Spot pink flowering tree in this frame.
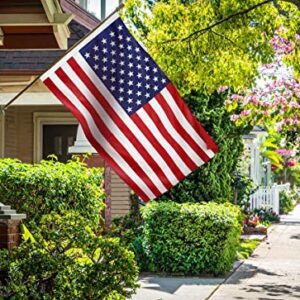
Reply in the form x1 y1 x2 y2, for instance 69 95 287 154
223 31 300 184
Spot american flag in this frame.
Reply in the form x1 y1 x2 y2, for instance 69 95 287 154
41 13 218 202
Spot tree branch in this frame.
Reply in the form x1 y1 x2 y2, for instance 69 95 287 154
162 0 274 44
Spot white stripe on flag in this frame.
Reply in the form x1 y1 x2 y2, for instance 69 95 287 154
50 72 156 200
62 63 168 194
161 88 215 158
150 98 205 166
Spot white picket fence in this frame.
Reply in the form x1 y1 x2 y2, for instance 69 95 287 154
249 183 290 215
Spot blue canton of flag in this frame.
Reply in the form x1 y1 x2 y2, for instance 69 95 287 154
80 18 169 116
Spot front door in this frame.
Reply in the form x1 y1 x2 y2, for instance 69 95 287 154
42 124 78 162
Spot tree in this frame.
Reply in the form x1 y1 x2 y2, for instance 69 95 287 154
125 0 300 94
123 0 300 202
225 32 300 185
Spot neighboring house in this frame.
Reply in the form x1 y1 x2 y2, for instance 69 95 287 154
0 0 130 219
244 129 290 214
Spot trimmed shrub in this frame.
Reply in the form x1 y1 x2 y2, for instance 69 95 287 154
0 158 104 229
0 212 139 299
0 159 139 299
142 201 242 275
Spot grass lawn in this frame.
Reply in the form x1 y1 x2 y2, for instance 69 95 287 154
237 239 260 260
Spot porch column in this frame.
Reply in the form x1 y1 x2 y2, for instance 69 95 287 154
69 125 112 227
0 203 26 250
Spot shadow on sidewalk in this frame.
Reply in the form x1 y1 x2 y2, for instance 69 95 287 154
138 276 223 294
244 284 300 297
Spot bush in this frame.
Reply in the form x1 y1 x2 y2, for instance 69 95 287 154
280 190 295 214
0 158 104 229
142 201 242 275
0 159 138 299
0 212 139 299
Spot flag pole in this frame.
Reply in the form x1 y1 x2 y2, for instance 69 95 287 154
1 2 125 112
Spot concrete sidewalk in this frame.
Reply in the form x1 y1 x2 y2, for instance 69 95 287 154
130 275 224 300
210 204 300 300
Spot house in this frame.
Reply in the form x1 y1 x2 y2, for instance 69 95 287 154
244 129 290 214
0 0 130 221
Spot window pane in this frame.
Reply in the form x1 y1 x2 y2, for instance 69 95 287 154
87 0 101 19
106 0 119 15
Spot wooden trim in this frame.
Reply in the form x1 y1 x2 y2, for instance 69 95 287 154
33 112 77 163
0 70 45 76
0 14 48 26
0 75 35 87
40 0 73 49
0 13 73 26
0 27 3 46
0 34 59 49
61 0 99 30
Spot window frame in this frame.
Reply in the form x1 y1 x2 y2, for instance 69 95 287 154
33 112 77 163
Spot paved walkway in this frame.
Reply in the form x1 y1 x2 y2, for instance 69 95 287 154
210 204 300 300
131 204 300 299
130 276 223 300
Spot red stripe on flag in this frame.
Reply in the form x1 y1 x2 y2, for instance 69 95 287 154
143 103 198 172
43 77 151 202
166 83 218 153
55 68 162 198
67 57 173 190
130 112 186 182
155 93 211 163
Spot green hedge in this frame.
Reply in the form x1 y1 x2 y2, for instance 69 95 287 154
142 201 242 275
0 158 104 229
0 212 138 299
0 158 139 299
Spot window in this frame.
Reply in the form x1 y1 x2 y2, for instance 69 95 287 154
42 125 78 162
74 0 121 20
33 112 78 163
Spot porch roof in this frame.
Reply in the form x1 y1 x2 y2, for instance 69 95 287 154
0 20 89 75
0 0 99 75
0 92 61 106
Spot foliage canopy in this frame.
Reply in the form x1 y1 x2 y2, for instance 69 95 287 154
125 0 300 94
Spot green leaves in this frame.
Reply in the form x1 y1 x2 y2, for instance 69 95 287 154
0 158 105 230
124 0 300 94
261 150 284 169
20 224 36 244
0 212 139 299
141 201 242 275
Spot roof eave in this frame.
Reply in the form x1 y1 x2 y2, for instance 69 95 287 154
60 0 100 30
